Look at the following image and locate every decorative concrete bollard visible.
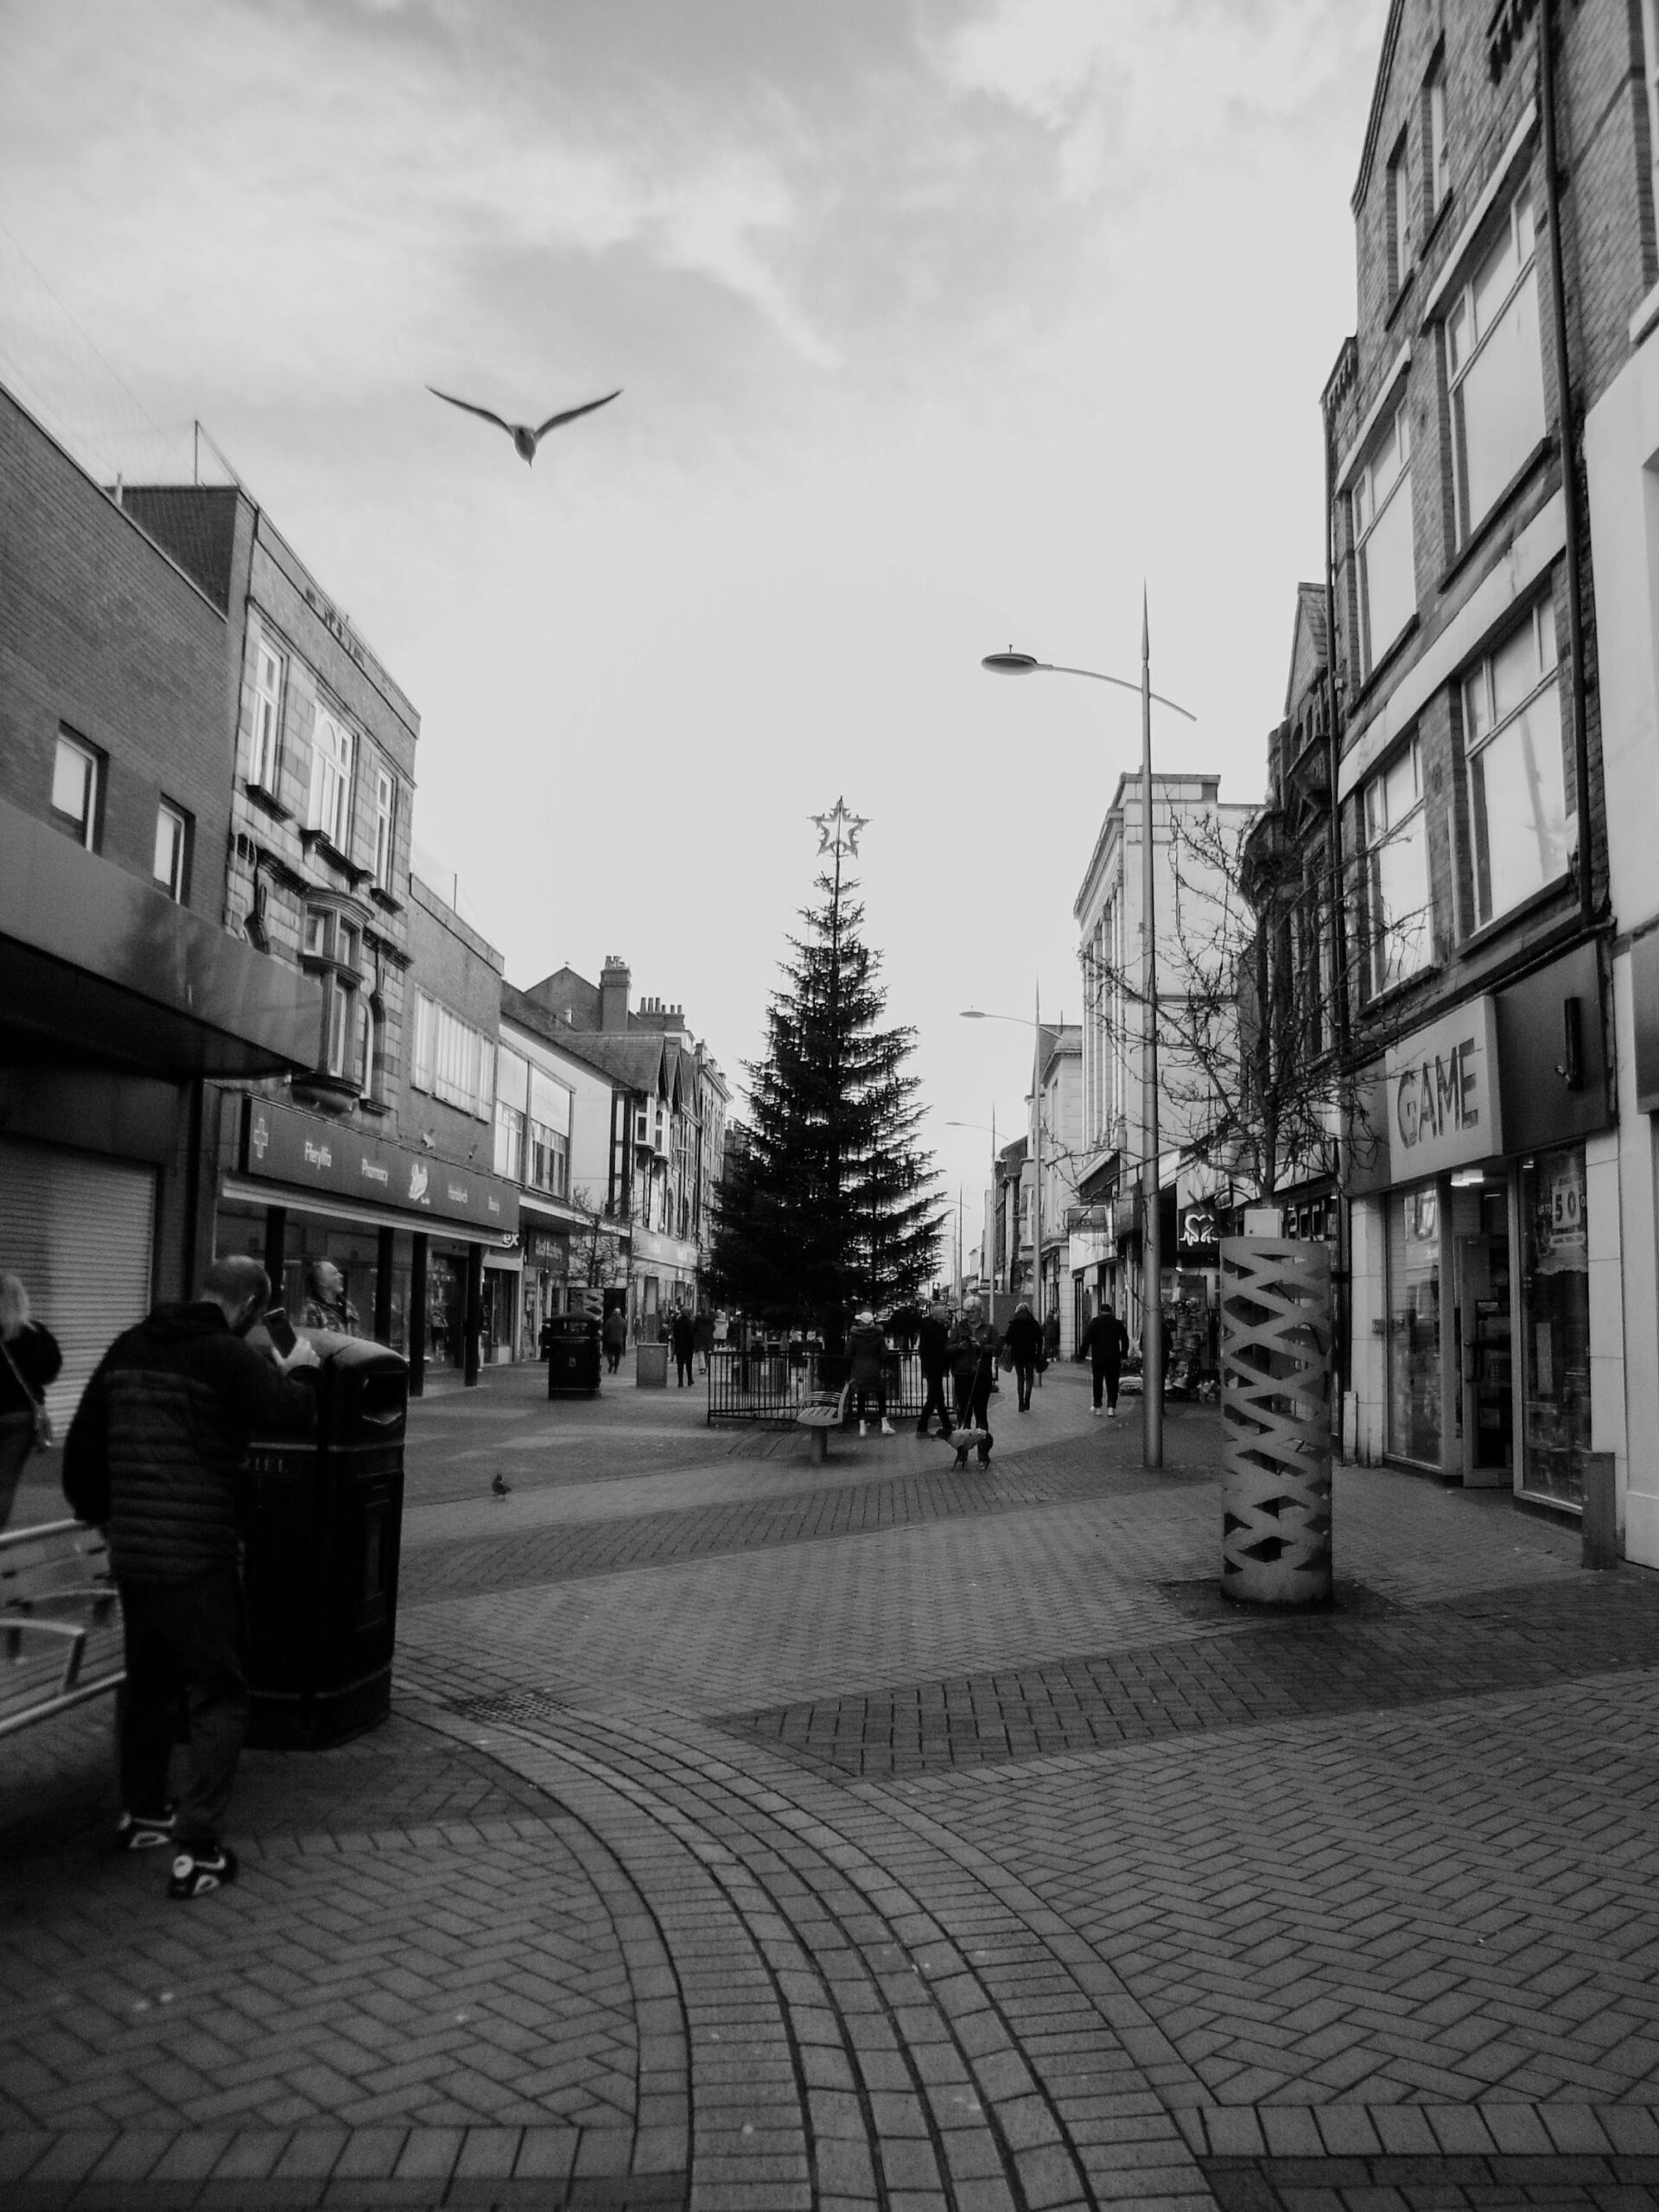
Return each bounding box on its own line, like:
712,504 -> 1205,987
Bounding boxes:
1220,1236 -> 1333,1606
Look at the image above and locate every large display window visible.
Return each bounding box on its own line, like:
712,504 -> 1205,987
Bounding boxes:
1519,1145 -> 1590,1504
1387,1179 -> 1442,1464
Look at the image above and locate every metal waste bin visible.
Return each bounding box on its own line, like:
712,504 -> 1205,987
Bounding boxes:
245,1332 -> 408,1749
546,1312 -> 602,1398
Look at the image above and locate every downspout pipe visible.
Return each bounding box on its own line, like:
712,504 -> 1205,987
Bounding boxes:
1322,397 -> 1352,1413
1538,0 -> 1594,932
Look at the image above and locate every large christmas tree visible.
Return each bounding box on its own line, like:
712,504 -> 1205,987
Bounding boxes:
709,801 -> 941,1325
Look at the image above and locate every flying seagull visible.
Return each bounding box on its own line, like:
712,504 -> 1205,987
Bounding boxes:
427,385 -> 622,466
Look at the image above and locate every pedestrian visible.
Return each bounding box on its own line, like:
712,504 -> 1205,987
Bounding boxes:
302,1259 -> 359,1336
949,1302 -> 995,1465
671,1307 -> 696,1387
1001,1300 -> 1043,1413
914,1299 -> 953,1440
1077,1298 -> 1130,1416
602,1305 -> 626,1375
0,1272 -> 62,1532
692,1307 -> 714,1377
61,1255 -> 321,1899
1042,1305 -> 1061,1369
847,1308 -> 893,1436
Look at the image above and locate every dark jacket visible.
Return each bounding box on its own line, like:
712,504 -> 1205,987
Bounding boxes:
671,1313 -> 695,1358
847,1323 -> 887,1389
63,1302 -> 317,1583
0,1323 -> 62,1415
1002,1309 -> 1043,1363
1077,1312 -> 1129,1370
949,1321 -> 995,1389
917,1313 -> 951,1379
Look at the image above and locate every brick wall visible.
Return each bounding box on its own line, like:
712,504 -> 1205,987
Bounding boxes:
0,386 -> 232,920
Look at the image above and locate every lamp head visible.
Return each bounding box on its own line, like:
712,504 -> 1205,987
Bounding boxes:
981,651 -> 1041,675
959,1009 -> 988,1020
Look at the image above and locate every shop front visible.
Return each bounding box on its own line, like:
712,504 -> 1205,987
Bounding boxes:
630,1224 -> 699,1339
1349,946 -> 1616,1507
217,1092 -> 518,1389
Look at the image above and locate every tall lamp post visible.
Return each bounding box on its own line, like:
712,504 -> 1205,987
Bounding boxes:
945,1112 -> 1000,1300
982,600 -> 1197,1468
958,991 -> 1047,1332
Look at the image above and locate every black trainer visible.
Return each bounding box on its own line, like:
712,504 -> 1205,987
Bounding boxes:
113,1809 -> 175,1853
168,1843 -> 238,1899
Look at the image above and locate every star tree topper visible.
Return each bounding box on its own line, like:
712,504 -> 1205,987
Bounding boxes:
811,796 -> 868,857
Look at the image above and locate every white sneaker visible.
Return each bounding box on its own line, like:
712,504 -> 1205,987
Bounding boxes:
880,1419 -> 894,1436
1090,1406 -> 1101,1418
1107,1404 -> 1116,1417
858,1421 -> 868,1437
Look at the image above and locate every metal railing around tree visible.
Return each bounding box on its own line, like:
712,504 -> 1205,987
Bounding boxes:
706,1343 -> 927,1427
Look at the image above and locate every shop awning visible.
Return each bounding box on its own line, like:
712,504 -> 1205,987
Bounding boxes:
0,799 -> 321,1077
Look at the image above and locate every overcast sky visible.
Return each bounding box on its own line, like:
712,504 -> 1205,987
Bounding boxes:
2,0 -> 1388,1241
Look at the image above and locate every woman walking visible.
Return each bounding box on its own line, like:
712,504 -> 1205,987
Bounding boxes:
0,1272 -> 63,1529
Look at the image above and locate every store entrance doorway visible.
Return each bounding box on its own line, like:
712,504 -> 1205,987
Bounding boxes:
1455,1177 -> 1512,1488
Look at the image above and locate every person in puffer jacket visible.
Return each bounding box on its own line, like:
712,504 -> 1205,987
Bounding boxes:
63,1254 -> 320,1899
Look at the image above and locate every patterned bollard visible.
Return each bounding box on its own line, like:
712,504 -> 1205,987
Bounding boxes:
1220,1236 -> 1333,1606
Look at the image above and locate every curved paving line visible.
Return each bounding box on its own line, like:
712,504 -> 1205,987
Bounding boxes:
427,1691 -> 1211,2209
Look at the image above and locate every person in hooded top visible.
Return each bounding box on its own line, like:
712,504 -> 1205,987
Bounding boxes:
62,1255 -> 320,1899
846,1307 -> 893,1436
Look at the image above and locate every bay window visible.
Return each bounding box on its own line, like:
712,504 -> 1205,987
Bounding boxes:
1358,737 -> 1431,1001
1464,597 -> 1570,927
1446,186 -> 1544,541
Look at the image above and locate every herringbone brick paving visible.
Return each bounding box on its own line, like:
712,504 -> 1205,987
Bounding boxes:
9,1362 -> 1659,2208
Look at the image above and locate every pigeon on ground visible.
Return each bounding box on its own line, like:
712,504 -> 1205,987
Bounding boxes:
491,1472 -> 511,1497
427,385 -> 622,466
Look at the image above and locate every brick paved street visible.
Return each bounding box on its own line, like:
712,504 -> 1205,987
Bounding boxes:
7,1362 -> 1659,2209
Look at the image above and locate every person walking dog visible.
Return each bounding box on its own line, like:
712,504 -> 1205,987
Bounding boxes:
62,1255 -> 321,1899
1077,1298 -> 1130,1417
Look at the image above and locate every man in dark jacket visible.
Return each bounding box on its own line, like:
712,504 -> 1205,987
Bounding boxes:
63,1255 -> 320,1898
671,1307 -> 696,1387
914,1300 -> 953,1440
1002,1300 -> 1044,1412
1077,1299 -> 1130,1417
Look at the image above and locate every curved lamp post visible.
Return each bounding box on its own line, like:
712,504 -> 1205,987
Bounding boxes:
982,607 -> 1197,1468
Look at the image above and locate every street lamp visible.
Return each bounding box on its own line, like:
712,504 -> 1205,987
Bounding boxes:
958,996 -> 1048,1334
945,1113 -> 1000,1299
981,603 -> 1198,1467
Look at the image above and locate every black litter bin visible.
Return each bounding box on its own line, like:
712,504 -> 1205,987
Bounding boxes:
245,1332 -> 408,1749
547,1311 -> 602,1398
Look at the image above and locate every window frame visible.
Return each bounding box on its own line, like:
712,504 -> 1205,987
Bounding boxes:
1351,401 -> 1416,679
1357,735 -> 1433,1004
51,732 -> 102,851
250,632 -> 285,791
371,764 -> 395,887
308,707 -> 354,849
153,799 -> 191,902
1386,132 -> 1411,296
410,988 -> 495,1120
1444,183 -> 1544,545
1461,596 -> 1570,930
1425,60 -> 1449,225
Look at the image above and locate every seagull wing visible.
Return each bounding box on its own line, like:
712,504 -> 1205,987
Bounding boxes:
533,388 -> 623,440
428,387 -> 517,436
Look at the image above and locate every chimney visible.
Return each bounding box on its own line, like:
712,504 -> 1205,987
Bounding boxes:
600,956 -> 631,1033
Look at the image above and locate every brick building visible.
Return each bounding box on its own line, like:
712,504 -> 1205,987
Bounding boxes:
0,383 -> 318,1422
125,486 -> 517,1389
1323,0 -> 1639,1513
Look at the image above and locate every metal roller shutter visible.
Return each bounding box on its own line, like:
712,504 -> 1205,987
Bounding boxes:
0,1138 -> 156,1428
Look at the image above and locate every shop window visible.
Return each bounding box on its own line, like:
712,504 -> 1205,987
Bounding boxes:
1445,186 -> 1545,543
1519,1146 -> 1591,1504
1463,597 -> 1570,927
1387,1180 -> 1441,1464
1357,737 -> 1431,1001
51,732 -> 102,850
153,800 -> 191,902
250,632 -> 284,791
1352,404 -> 1415,679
